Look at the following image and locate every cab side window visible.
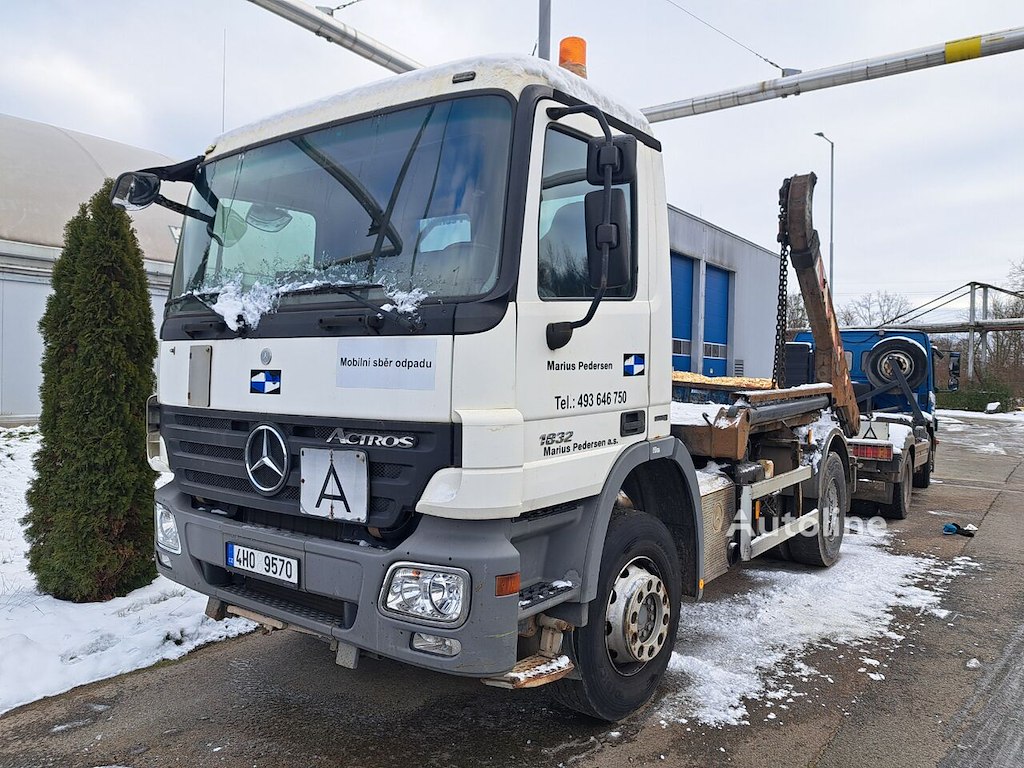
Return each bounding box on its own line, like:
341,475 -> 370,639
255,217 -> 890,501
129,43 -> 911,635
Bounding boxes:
538,127 -> 634,299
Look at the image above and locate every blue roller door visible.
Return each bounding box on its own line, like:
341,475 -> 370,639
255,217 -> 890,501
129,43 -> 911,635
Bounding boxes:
702,265 -> 730,376
670,253 -> 694,371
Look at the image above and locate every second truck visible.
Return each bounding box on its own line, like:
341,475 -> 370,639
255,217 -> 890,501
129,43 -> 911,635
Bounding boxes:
791,328 -> 955,518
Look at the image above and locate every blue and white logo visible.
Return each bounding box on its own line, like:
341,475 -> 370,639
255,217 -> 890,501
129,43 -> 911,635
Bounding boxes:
623,354 -> 645,376
250,369 -> 282,394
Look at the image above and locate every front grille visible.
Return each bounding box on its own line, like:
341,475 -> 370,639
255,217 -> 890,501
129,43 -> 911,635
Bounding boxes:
180,441 -> 243,461
184,469 -> 301,500
176,414 -> 232,430
370,462 -> 402,480
163,406 -> 456,531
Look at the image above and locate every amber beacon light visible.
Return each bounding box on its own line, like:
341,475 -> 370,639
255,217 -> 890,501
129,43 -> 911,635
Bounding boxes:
559,36 -> 587,78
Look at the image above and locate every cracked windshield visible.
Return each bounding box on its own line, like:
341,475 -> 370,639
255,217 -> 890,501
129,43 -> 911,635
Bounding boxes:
169,94 -> 512,327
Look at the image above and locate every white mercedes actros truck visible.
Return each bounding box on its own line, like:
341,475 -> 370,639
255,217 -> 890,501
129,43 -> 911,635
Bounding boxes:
114,52 -> 858,721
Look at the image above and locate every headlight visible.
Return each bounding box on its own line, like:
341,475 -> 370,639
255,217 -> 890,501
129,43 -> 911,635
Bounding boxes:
379,563 -> 470,626
155,502 -> 181,554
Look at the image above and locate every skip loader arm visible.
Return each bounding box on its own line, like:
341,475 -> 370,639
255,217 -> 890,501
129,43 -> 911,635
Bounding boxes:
780,173 -> 861,438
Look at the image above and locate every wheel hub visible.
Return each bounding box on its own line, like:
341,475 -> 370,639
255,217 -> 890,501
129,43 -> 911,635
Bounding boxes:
881,352 -> 913,379
605,559 -> 671,666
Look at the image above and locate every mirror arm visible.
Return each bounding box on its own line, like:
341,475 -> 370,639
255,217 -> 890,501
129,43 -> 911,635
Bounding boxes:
546,103 -> 616,351
153,194 -> 214,225
546,104 -> 613,142
141,155 -> 205,183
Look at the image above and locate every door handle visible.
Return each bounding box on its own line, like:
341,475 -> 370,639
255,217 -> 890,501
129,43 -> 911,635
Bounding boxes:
620,410 -> 646,437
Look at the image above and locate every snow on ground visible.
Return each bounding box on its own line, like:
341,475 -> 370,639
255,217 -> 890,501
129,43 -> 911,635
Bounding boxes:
0,427 -> 254,716
936,408 -> 1024,423
936,410 -> 1024,456
659,528 -> 977,726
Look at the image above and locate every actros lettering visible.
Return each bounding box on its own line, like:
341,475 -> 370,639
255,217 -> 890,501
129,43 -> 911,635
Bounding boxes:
325,428 -> 417,449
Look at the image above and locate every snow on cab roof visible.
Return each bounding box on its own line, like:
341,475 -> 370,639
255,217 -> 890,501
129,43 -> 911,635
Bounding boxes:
209,54 -> 652,160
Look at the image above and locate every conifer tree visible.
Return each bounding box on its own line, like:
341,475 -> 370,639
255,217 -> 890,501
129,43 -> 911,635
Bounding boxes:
23,179 -> 158,602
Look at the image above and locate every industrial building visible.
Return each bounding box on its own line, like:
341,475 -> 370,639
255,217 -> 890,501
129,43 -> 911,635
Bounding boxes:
0,114 -> 779,422
666,204 -> 780,378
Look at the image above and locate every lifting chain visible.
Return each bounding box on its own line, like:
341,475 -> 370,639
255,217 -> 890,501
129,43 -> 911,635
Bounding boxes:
772,178 -> 792,389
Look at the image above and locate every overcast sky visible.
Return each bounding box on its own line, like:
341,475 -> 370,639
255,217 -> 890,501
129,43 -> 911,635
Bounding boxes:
2,1 -> 1021,315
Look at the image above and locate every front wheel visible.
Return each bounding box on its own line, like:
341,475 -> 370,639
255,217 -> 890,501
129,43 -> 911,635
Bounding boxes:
553,510 -> 681,721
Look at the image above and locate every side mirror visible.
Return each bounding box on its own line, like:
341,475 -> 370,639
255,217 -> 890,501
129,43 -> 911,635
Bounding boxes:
586,135 -> 636,186
948,351 -> 961,377
947,351 -> 961,391
111,171 -> 161,211
584,188 -> 630,289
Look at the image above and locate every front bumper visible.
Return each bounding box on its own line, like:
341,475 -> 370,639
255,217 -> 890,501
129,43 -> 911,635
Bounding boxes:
155,485 -> 520,676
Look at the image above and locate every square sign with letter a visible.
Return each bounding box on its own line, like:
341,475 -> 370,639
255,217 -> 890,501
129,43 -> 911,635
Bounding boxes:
300,448 -> 369,522
623,354 -> 645,376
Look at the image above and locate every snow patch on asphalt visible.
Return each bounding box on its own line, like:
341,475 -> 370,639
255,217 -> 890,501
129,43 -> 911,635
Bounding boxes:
936,409 -> 1024,423
0,427 -> 255,716
659,528 -> 977,726
971,442 -> 1007,456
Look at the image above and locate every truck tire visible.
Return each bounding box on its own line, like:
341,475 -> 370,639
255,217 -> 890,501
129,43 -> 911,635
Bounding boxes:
864,337 -> 928,390
913,450 -> 933,489
881,458 -> 913,519
553,509 -> 681,722
788,452 -> 847,567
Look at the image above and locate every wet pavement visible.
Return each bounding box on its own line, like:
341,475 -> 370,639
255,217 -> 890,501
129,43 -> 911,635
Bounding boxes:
2,412 -> 1022,768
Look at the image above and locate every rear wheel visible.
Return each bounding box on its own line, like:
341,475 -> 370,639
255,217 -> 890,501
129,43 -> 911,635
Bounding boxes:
553,510 -> 681,722
789,452 -> 847,567
881,458 -> 913,519
913,448 -> 933,489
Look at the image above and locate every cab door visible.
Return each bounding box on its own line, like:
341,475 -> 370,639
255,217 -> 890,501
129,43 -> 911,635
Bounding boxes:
515,103 -> 651,509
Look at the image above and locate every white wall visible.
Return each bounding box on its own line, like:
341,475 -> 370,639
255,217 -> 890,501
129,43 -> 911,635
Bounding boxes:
0,241 -> 170,423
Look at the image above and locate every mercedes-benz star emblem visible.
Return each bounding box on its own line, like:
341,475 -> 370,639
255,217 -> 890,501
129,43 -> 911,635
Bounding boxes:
244,423 -> 290,495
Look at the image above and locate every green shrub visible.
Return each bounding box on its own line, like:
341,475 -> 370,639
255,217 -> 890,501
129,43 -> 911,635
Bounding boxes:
22,180 -> 157,602
936,384 -> 1012,412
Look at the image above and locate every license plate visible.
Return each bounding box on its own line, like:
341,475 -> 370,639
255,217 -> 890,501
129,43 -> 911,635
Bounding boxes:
226,542 -> 299,585
300,448 -> 369,521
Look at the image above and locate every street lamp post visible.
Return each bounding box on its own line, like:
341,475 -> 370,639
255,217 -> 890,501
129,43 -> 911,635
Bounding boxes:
814,132 -> 835,290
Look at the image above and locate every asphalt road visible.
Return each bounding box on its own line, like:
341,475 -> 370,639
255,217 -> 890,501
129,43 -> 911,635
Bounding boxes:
2,413 -> 1022,768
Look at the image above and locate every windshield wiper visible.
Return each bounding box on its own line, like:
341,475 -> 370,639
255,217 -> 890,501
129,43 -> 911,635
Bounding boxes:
290,137 -> 403,261
366,105 -> 437,276
278,282 -> 423,332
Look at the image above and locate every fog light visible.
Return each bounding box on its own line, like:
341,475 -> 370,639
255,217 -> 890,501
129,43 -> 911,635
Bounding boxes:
157,551 -> 172,568
412,633 -> 462,657
380,563 -> 470,626
155,502 -> 181,554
